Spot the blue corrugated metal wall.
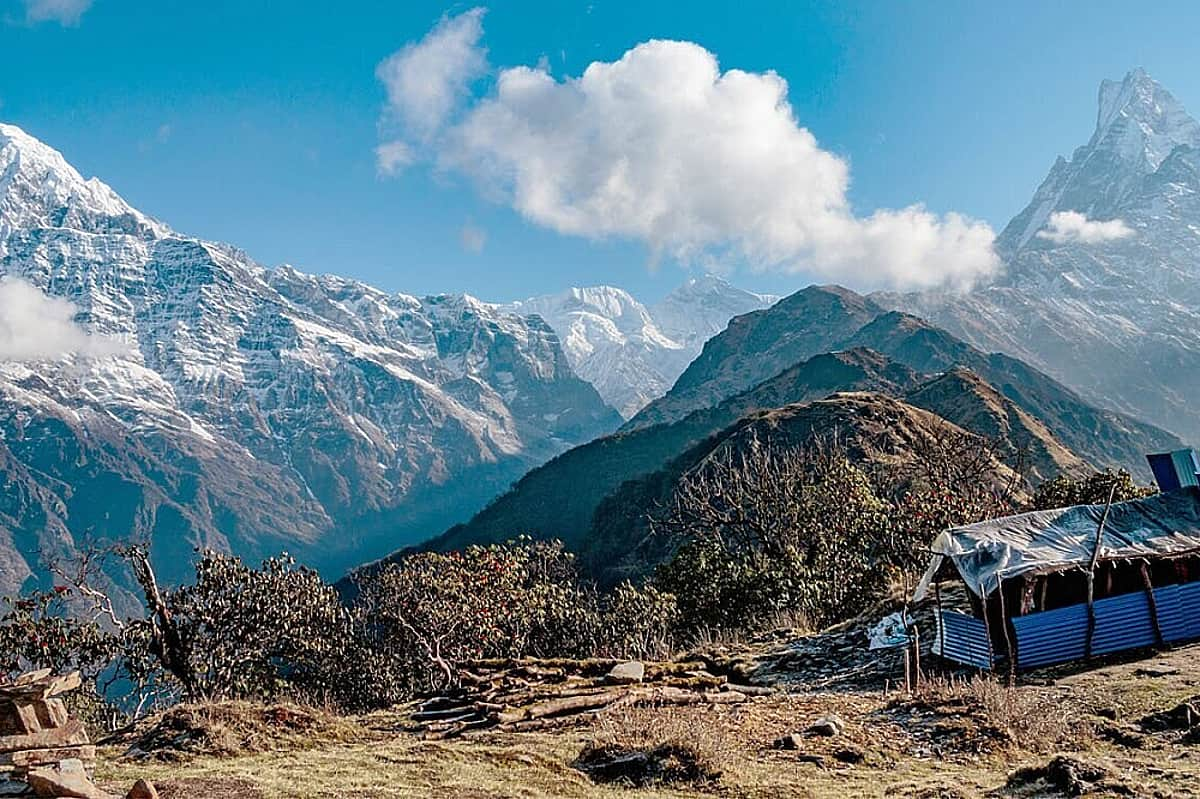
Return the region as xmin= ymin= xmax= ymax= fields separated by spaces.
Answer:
xmin=936 ymin=610 xmax=995 ymax=669
xmin=939 ymin=581 xmax=1200 ymax=671
xmin=1007 ymin=581 xmax=1200 ymax=670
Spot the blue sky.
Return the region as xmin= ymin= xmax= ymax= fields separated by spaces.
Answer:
xmin=2 ymin=0 xmax=1199 ymax=302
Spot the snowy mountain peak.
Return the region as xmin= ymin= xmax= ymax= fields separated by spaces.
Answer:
xmin=998 ymin=69 xmax=1200 ymax=252
xmin=506 ymin=277 xmax=776 ymax=418
xmin=0 ymin=121 xmax=621 ymax=591
xmin=0 ymin=123 xmax=166 ymax=246
xmin=1093 ymin=68 xmax=1200 ymax=172
xmin=887 ymin=69 xmax=1200 ymax=450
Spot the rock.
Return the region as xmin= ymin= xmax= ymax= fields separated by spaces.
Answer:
xmin=833 ymin=746 xmax=865 ymax=765
xmin=605 ymin=661 xmax=645 ymax=685
xmin=574 ymin=744 xmax=717 ymax=787
xmin=1139 ymin=698 xmax=1200 ymax=732
xmin=26 ymin=758 xmax=114 ymax=799
xmin=1007 ymin=755 xmax=1107 ymax=798
xmin=1044 ymin=755 xmax=1107 ymax=797
xmin=126 ymin=779 xmax=159 ymax=799
xmin=773 ymin=734 xmax=803 ymax=750
xmin=1134 ymin=665 xmax=1180 ymax=678
xmin=806 ymin=714 xmax=845 ymax=737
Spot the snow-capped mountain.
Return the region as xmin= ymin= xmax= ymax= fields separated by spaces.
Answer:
xmin=884 ymin=68 xmax=1200 ymax=443
xmin=505 ymin=277 xmax=777 ymax=417
xmin=0 ymin=122 xmax=619 ymax=596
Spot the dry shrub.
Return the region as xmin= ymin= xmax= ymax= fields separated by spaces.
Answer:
xmin=575 ymin=703 xmax=741 ymax=787
xmin=913 ymin=675 xmax=1091 ymax=752
xmin=119 ymin=700 xmax=360 ymax=761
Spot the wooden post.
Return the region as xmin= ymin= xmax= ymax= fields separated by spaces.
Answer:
xmin=997 ymin=579 xmax=1017 ymax=684
xmin=980 ymin=589 xmax=997 ymax=672
xmin=1085 ymin=484 xmax=1118 ymax=660
xmin=1140 ymin=561 xmax=1165 ymax=648
xmin=912 ymin=624 xmax=922 ymax=687
xmin=934 ymin=582 xmax=944 ymax=659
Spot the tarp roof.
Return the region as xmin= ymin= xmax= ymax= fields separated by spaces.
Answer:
xmin=915 ymin=487 xmax=1200 ymax=599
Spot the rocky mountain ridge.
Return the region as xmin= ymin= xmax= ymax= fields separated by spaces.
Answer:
xmin=882 ymin=68 xmax=1200 ymax=443
xmin=0 ymin=122 xmax=619 ymax=594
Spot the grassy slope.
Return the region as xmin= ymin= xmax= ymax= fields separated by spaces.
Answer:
xmin=97 ymin=641 xmax=1200 ymax=799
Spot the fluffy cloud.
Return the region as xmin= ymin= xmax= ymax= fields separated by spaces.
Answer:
xmin=375 ymin=7 xmax=486 ymax=157
xmin=0 ymin=278 xmax=122 ymax=361
xmin=376 ymin=14 xmax=999 ymax=291
xmin=1037 ymin=210 xmax=1134 ymax=245
xmin=22 ymin=0 xmax=92 ymax=25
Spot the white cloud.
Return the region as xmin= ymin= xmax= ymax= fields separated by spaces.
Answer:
xmin=376 ymin=21 xmax=999 ymax=291
xmin=0 ymin=278 xmax=123 ymax=361
xmin=460 ymin=222 xmax=487 ymax=254
xmin=375 ymin=140 xmax=415 ymax=176
xmin=22 ymin=0 xmax=92 ymax=26
xmin=1037 ymin=210 xmax=1134 ymax=245
xmin=375 ymin=6 xmax=486 ymax=171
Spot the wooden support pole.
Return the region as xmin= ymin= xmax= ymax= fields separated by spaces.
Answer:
xmin=1085 ymin=484 xmax=1118 ymax=660
xmin=1140 ymin=561 xmax=1165 ymax=648
xmin=979 ymin=589 xmax=997 ymax=673
xmin=997 ymin=579 xmax=1017 ymax=684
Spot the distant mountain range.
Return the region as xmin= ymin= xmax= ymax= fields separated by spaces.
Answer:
xmin=503 ymin=278 xmax=776 ymax=418
xmin=5 ymin=66 xmax=1200 ymax=596
xmin=0 ymin=122 xmax=623 ymax=595
xmin=882 ymin=68 xmax=1200 ymax=444
xmin=429 ymin=284 xmax=1178 ymax=583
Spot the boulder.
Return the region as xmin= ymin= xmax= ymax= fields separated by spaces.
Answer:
xmin=806 ymin=714 xmax=845 ymax=737
xmin=26 ymin=758 xmax=114 ymax=799
xmin=773 ymin=733 xmax=803 ymax=750
xmin=605 ymin=661 xmax=645 ymax=685
xmin=127 ymin=779 xmax=160 ymax=799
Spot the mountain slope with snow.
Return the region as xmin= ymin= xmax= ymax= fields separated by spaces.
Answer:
xmin=506 ymin=277 xmax=776 ymax=417
xmin=0 ymin=122 xmax=620 ymax=594
xmin=882 ymin=69 xmax=1200 ymax=443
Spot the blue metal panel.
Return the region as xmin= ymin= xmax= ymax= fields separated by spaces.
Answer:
xmin=1091 ymin=591 xmax=1157 ymax=655
xmin=1012 ymin=603 xmax=1088 ymax=669
xmin=1146 ymin=449 xmax=1200 ymax=491
xmin=1180 ymin=582 xmax=1200 ymax=640
xmin=936 ymin=610 xmax=994 ymax=669
xmin=1012 ymin=583 xmax=1200 ymax=669
xmin=1153 ymin=584 xmax=1189 ymax=643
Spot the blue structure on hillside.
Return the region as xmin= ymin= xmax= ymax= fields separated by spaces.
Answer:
xmin=916 ymin=456 xmax=1200 ymax=671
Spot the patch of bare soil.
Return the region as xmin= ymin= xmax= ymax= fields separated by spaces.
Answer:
xmin=149 ymin=777 xmax=267 ymax=799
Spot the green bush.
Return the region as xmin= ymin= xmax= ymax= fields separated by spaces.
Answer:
xmin=653 ymin=433 xmax=1018 ymax=635
xmin=1030 ymin=469 xmax=1154 ymax=510
xmin=349 ymin=538 xmax=680 ymax=697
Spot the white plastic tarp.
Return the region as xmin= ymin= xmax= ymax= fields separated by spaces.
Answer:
xmin=914 ymin=487 xmax=1200 ymax=600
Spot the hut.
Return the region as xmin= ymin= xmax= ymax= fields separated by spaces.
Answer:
xmin=915 ymin=482 xmax=1200 ymax=671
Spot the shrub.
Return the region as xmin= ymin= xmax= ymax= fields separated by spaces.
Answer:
xmin=655 ymin=447 xmax=897 ymax=631
xmin=914 ymin=675 xmax=1092 ymax=752
xmin=1031 ymin=469 xmax=1154 ymax=511
xmin=596 ymin=582 xmax=679 ymax=661
xmin=654 ymin=431 xmax=1018 ymax=635
xmin=150 ymin=552 xmax=352 ymax=703
xmin=353 ymin=539 xmax=602 ymax=693
xmin=0 ymin=588 xmax=115 ymax=680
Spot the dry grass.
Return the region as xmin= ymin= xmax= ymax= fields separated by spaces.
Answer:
xmin=909 ymin=674 xmax=1092 ymax=753
xmin=94 ymin=643 xmax=1200 ymax=798
xmin=577 ymin=702 xmax=744 ymax=787
xmin=114 ymin=700 xmax=364 ymax=761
